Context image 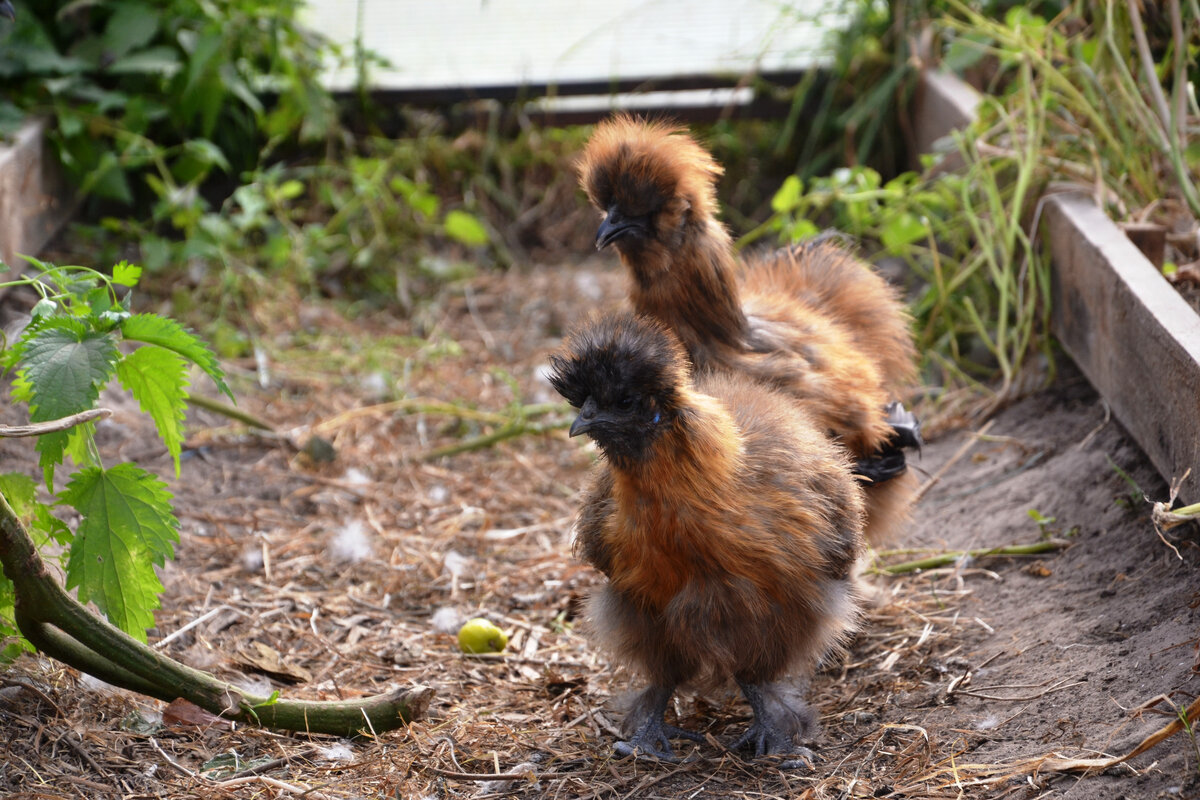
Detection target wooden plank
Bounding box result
[911,67,1200,497]
[1044,193,1200,493]
[0,117,75,274]
[910,69,980,170]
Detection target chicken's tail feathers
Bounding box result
[850,400,922,485]
[883,400,923,451]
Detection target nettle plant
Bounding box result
[0,258,230,658]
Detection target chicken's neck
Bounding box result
[622,219,748,354]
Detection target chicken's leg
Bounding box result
[730,681,816,767]
[614,684,703,761]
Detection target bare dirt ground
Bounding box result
[1,258,1198,799]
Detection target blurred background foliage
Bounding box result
[1,0,1196,410]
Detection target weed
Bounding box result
[1107,454,1145,510]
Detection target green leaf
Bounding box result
[0,473,73,549]
[119,313,231,399]
[0,474,38,519]
[771,175,804,214]
[107,46,181,77]
[31,298,57,319]
[180,138,230,173]
[102,2,161,62]
[17,319,120,483]
[943,34,990,73]
[112,261,142,288]
[19,320,119,423]
[788,218,820,242]
[61,464,179,640]
[0,575,34,663]
[82,152,135,205]
[116,346,190,476]
[443,210,489,247]
[880,212,928,255]
[273,179,305,202]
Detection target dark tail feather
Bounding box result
[852,401,922,484]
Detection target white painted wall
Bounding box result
[303,0,846,92]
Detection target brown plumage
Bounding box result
[578,115,920,543]
[549,312,865,762]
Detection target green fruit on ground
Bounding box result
[457,617,507,654]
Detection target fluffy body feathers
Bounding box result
[550,313,864,760]
[579,115,920,543]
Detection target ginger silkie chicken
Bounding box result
[578,115,921,543]
[550,312,865,762]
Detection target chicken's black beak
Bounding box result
[568,397,601,438]
[595,206,647,250]
[0,1,15,21]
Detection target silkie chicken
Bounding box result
[549,312,865,763]
[578,115,921,543]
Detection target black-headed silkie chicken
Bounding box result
[550,312,865,763]
[578,115,921,543]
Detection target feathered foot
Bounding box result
[614,684,704,761]
[852,401,923,485]
[730,681,817,769]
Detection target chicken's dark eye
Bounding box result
[617,395,636,411]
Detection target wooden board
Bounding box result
[912,67,1200,498]
[1044,193,1200,495]
[0,118,75,277]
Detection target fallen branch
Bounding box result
[0,490,433,736]
[871,539,1070,575]
[0,409,112,438]
[912,420,995,505]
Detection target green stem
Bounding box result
[871,539,1070,575]
[423,418,570,461]
[186,392,275,432]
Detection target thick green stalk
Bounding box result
[0,491,433,736]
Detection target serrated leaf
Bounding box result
[112,261,142,287]
[61,465,179,640]
[119,314,231,399]
[31,298,58,319]
[117,346,190,476]
[63,420,95,466]
[443,210,489,247]
[18,320,120,484]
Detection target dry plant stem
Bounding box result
[924,695,1200,781]
[912,420,995,505]
[0,408,113,437]
[1126,0,1173,133]
[0,491,433,735]
[874,539,1069,575]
